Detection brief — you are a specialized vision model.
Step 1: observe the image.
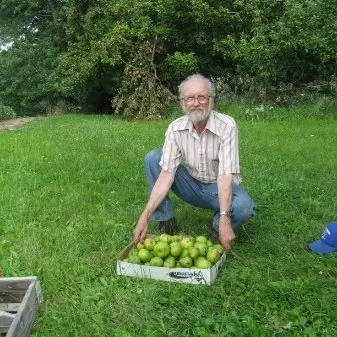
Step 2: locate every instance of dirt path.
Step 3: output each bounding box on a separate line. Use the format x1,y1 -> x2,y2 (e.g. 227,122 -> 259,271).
0,117 -> 37,131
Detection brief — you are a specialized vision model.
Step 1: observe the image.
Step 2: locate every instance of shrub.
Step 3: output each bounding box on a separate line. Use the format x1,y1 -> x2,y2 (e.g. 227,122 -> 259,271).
211,74 -> 267,104
0,104 -> 16,121
313,97 -> 337,117
113,41 -> 175,120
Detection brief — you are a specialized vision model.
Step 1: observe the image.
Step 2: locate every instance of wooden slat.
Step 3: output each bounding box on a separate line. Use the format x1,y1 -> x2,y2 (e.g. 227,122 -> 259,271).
6,278 -> 42,337
0,279 -> 32,292
0,278 -> 34,305
0,303 -> 20,311
0,311 -> 16,333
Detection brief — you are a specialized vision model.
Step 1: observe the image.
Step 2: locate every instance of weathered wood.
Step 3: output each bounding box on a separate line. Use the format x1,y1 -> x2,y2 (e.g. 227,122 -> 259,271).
0,277 -> 42,337
0,311 -> 16,333
0,279 -> 32,304
0,303 -> 20,311
6,278 -> 42,337
0,279 -> 32,293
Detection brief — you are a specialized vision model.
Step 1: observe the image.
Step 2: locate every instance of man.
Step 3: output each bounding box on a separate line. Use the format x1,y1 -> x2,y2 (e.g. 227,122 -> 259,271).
133,74 -> 256,251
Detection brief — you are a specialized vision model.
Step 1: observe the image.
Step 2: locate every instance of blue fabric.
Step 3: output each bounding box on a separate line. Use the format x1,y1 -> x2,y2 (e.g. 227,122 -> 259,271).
145,149 -> 256,232
308,222 -> 337,254
308,240 -> 337,254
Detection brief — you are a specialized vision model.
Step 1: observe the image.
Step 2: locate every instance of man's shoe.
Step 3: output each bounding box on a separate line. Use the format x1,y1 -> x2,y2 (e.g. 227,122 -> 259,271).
157,217 -> 178,235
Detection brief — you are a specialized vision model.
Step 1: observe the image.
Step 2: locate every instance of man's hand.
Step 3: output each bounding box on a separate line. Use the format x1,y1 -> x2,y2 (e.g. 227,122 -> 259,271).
133,170 -> 174,243
219,216 -> 235,252
133,216 -> 148,243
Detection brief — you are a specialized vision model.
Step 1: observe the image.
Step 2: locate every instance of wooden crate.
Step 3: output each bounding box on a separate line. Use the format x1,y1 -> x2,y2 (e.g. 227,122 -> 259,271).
0,277 -> 42,337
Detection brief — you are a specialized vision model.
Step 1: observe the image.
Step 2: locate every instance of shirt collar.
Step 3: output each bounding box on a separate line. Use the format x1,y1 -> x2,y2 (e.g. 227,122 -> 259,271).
176,115 -> 194,133
205,111 -> 220,136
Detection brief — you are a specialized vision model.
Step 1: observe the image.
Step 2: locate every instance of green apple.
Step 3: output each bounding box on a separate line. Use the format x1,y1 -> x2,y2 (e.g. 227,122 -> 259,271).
179,256 -> 193,268
171,235 -> 180,242
195,257 -> 212,269
170,242 -> 183,257
189,247 -> 200,260
213,244 -> 224,255
144,262 -> 151,266
181,237 -> 194,249
136,242 -> 145,250
163,256 -> 176,268
138,249 -> 152,263
206,248 -> 221,264
176,261 -> 182,268
123,258 -> 129,262
153,241 -> 170,258
159,233 -> 172,243
144,237 -> 156,251
150,256 -> 164,267
194,242 -> 207,256
196,235 -> 207,244
129,249 -> 138,257
206,240 -> 213,247
129,254 -> 141,264
181,248 -> 190,258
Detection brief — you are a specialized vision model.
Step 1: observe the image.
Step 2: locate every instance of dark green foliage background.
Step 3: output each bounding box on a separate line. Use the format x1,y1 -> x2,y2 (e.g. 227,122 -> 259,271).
0,0 -> 336,116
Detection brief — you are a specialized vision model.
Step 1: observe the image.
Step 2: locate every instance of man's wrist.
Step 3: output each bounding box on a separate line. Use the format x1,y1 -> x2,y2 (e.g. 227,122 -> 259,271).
141,209 -> 152,221
220,210 -> 232,218
219,215 -> 231,227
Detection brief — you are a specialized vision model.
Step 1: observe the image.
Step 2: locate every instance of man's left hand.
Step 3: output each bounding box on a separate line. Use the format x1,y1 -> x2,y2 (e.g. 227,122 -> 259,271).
219,216 -> 235,252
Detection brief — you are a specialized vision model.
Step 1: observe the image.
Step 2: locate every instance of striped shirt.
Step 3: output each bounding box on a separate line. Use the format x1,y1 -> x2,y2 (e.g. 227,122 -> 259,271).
159,111 -> 242,184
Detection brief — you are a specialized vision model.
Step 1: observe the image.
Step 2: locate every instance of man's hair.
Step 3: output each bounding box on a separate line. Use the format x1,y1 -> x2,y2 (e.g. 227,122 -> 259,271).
178,74 -> 216,98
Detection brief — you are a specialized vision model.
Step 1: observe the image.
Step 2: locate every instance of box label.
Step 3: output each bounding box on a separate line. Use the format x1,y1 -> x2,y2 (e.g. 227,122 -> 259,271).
168,270 -> 207,284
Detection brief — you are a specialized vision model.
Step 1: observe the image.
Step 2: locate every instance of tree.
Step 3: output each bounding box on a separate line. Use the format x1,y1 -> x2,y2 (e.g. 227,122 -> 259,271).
0,0 -> 336,117
232,0 -> 337,84
0,0 -> 64,114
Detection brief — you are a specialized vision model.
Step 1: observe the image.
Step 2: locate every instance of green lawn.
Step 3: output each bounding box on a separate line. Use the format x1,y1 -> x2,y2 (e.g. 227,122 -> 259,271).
0,113 -> 336,336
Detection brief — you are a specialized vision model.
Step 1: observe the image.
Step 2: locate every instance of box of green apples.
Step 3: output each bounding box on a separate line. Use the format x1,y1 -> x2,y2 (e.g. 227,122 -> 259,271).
116,233 -> 226,285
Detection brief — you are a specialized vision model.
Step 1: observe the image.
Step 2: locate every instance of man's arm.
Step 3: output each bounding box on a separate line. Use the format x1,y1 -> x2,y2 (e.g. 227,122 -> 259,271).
217,173 -> 235,251
133,170 -> 174,242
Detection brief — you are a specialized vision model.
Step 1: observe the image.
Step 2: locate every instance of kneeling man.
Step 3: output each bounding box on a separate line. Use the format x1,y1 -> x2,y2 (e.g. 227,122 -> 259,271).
133,74 -> 256,251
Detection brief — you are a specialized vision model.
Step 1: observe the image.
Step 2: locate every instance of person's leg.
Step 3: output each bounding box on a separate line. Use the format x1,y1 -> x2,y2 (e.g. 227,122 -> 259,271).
145,149 -> 174,221
170,166 -> 214,208
212,184 -> 256,233
145,149 -> 212,219
146,149 -> 256,230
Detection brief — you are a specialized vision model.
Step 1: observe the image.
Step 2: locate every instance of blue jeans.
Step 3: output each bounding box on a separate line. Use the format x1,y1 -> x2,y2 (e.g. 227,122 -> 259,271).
145,150 -> 256,232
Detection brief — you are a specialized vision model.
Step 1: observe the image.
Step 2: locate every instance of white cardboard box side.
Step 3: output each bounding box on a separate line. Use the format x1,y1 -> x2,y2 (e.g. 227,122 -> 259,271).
116,243 -> 226,285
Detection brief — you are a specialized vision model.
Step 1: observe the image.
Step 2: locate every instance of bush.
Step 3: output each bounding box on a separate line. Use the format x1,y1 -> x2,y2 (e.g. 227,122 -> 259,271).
212,74 -> 267,103
113,41 -> 175,120
313,97 -> 337,117
0,104 -> 16,121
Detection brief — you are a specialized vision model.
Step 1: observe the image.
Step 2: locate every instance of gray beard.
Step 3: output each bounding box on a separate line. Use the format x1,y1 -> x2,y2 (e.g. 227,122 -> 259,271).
185,108 -> 211,123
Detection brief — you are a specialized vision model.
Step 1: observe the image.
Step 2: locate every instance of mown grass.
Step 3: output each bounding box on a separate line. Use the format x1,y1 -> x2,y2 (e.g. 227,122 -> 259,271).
0,110 -> 336,337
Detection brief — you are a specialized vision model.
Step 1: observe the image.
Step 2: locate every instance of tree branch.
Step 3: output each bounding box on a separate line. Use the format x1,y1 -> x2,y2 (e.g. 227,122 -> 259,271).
151,35 -> 158,79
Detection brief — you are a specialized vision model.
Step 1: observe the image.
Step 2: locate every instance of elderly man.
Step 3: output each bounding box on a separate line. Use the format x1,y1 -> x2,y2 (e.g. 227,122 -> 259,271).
133,74 -> 256,251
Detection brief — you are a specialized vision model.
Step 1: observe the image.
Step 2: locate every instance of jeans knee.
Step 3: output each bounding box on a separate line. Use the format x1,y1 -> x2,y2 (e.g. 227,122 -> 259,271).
145,149 -> 162,165
232,198 -> 256,223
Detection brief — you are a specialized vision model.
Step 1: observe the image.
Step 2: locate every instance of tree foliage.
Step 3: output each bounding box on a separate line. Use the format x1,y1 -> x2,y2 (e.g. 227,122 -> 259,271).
0,0 -> 336,117
233,0 -> 337,83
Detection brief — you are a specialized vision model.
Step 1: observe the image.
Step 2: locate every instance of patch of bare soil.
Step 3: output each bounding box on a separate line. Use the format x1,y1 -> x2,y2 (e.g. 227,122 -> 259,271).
0,117 -> 37,131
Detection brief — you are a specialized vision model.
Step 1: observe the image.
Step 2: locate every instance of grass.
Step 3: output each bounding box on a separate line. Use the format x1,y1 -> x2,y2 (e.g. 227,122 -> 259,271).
0,110 -> 336,337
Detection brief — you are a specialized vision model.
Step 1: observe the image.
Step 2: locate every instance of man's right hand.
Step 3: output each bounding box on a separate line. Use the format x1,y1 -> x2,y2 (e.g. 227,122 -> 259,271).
133,216 -> 148,242
219,216 -> 235,252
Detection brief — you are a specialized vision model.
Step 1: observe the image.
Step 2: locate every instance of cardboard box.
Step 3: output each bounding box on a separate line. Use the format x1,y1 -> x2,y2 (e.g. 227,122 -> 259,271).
116,242 -> 226,285
0,276 -> 42,337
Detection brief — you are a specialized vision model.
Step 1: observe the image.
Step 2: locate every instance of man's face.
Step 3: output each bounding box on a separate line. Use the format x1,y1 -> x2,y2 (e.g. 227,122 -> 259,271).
180,79 -> 214,123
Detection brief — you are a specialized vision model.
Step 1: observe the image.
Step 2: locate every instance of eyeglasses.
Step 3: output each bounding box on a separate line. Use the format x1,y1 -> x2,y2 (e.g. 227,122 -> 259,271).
181,95 -> 213,104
